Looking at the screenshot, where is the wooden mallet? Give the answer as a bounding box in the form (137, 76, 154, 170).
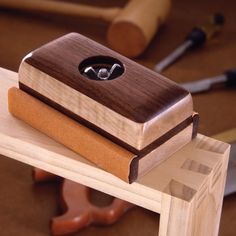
(0, 0, 171, 57)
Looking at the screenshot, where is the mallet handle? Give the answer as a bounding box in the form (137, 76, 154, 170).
(0, 0, 121, 22)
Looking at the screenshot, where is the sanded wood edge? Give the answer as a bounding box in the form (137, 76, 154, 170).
(19, 61, 193, 150)
(138, 124, 193, 178)
(130, 124, 193, 182)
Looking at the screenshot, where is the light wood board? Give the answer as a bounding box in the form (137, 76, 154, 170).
(0, 67, 230, 235)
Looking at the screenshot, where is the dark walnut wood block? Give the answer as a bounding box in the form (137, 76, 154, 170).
(17, 33, 198, 182)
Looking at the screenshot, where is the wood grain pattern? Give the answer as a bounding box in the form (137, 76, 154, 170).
(19, 33, 193, 150)
(181, 159, 212, 175)
(159, 140, 230, 236)
(0, 68, 230, 235)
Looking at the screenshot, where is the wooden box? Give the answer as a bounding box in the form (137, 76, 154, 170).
(17, 33, 198, 182)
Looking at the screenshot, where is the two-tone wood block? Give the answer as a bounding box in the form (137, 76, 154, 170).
(17, 33, 198, 182)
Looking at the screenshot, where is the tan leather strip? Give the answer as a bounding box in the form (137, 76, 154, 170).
(8, 87, 136, 183)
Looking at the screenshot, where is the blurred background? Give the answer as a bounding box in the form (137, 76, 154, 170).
(0, 0, 235, 235)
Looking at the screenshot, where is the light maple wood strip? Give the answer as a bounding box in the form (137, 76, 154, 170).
(0, 68, 230, 236)
(138, 124, 192, 176)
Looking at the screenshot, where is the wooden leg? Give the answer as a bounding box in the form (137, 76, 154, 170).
(159, 181, 226, 235)
(159, 184, 195, 236)
(159, 141, 229, 236)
